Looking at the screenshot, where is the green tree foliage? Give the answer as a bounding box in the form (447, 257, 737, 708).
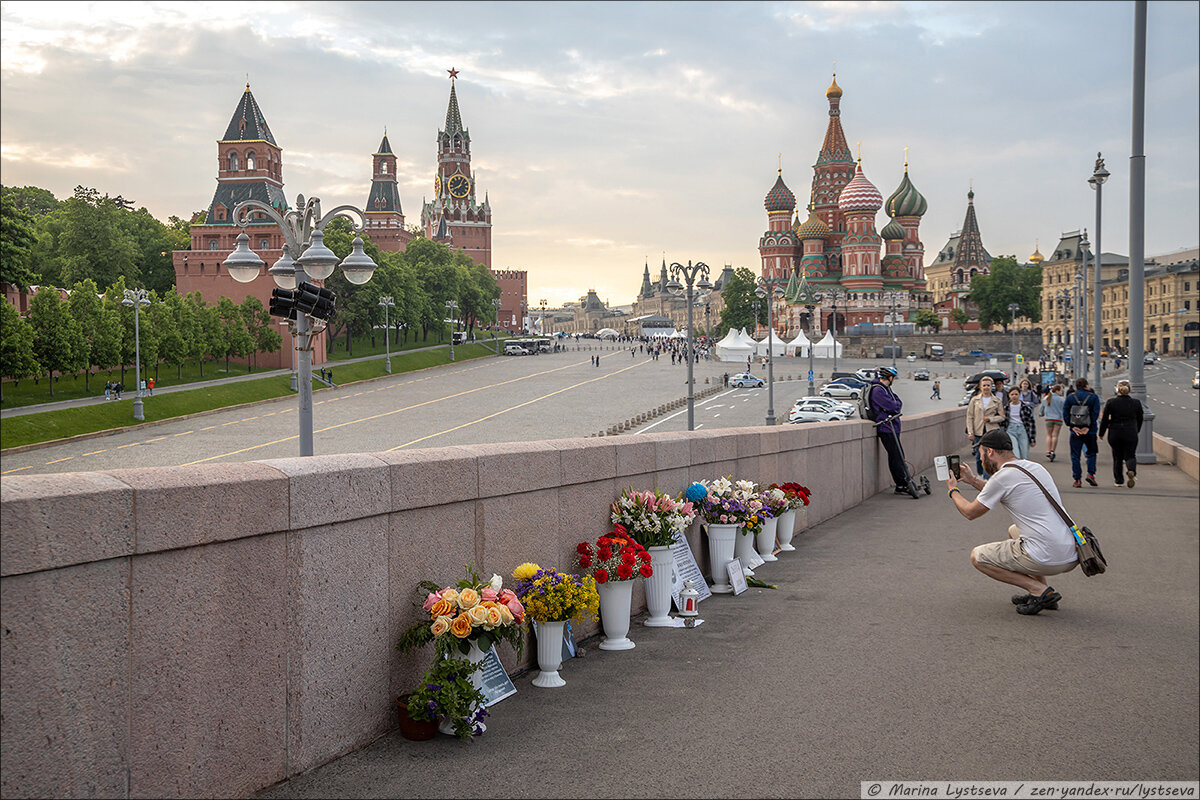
(320, 216, 384, 356)
(1, 185, 60, 216)
(969, 256, 1043, 331)
(1, 194, 40, 290)
(68, 278, 121, 392)
(717, 267, 761, 334)
(914, 308, 942, 332)
(239, 295, 280, 371)
(406, 237, 460, 341)
(26, 287, 87, 397)
(157, 289, 190, 380)
(949, 307, 970, 332)
(215, 297, 253, 374)
(34, 186, 142, 290)
(0, 300, 41, 401)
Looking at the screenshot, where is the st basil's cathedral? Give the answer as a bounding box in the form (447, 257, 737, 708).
(759, 74, 933, 334)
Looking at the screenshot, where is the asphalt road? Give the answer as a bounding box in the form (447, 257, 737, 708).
(1132, 357, 1198, 450)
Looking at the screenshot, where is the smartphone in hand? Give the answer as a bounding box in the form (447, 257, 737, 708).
(948, 454, 961, 479)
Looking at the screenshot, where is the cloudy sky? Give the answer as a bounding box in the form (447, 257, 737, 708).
(2, 1, 1197, 306)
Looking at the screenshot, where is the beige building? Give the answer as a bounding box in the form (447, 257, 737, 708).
(1099, 251, 1198, 356)
(1039, 230, 1129, 353)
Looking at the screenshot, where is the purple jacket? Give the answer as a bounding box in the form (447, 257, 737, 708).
(868, 379, 903, 434)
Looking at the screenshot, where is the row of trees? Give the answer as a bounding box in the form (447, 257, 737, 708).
(0, 278, 280, 400)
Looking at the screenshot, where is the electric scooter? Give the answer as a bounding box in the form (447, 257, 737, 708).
(873, 412, 932, 499)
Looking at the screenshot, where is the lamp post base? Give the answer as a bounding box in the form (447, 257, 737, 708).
(133, 397, 144, 421)
(385, 357, 391, 374)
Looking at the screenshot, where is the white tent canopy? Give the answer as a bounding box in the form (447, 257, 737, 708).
(754, 329, 790, 357)
(787, 330, 812, 357)
(810, 330, 843, 359)
(737, 327, 758, 347)
(714, 328, 753, 362)
(595, 328, 620, 339)
(669, 329, 687, 339)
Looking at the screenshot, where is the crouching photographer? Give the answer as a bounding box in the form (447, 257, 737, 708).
(944, 429, 1079, 616)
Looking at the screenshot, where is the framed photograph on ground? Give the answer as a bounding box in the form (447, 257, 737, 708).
(727, 559, 748, 596)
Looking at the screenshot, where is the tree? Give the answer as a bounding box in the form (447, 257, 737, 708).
(320, 217, 385, 356)
(914, 308, 942, 332)
(120, 206, 178, 294)
(216, 297, 253, 374)
(0, 300, 41, 402)
(1, 185, 60, 216)
(717, 267, 760, 334)
(1, 194, 39, 290)
(969, 256, 1043, 331)
(157, 289, 189, 381)
(26, 287, 87, 397)
(949, 307, 970, 332)
(68, 278, 121, 392)
(239, 295, 280, 371)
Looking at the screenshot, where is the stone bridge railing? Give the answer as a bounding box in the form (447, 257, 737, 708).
(1, 408, 967, 798)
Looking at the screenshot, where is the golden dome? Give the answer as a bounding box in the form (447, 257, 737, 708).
(1029, 239, 1045, 264)
(826, 73, 843, 98)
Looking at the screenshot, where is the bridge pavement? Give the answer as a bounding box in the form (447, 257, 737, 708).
(256, 450, 1198, 799)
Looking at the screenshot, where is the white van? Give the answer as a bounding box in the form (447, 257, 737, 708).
(504, 343, 531, 356)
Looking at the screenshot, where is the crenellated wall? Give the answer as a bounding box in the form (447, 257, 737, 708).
(0, 408, 966, 798)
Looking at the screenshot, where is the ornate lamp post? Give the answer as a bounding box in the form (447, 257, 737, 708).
(822, 288, 848, 375)
(1073, 271, 1085, 380)
(491, 297, 502, 353)
(539, 298, 547, 336)
(1088, 153, 1109, 393)
(280, 320, 298, 391)
(446, 300, 458, 361)
(1007, 302, 1021, 379)
(1079, 229, 1091, 380)
(665, 260, 712, 431)
(795, 274, 819, 397)
(222, 193, 378, 457)
(122, 288, 151, 421)
(756, 280, 785, 425)
(378, 296, 395, 373)
(882, 290, 904, 370)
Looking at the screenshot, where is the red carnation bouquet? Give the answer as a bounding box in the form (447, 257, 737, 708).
(771, 482, 812, 510)
(575, 525, 653, 584)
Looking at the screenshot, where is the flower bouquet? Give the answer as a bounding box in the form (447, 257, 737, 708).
(511, 562, 599, 624)
(402, 656, 488, 740)
(691, 477, 768, 535)
(768, 482, 811, 552)
(397, 564, 525, 660)
(770, 482, 812, 509)
(610, 487, 697, 549)
(575, 526, 653, 583)
(760, 486, 789, 517)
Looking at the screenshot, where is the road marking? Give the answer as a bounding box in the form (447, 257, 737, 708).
(200, 425, 218, 431)
(174, 430, 193, 437)
(222, 420, 239, 426)
(261, 412, 275, 417)
(45, 456, 75, 464)
(1, 465, 33, 474)
(241, 416, 258, 422)
(117, 442, 140, 449)
(713, 413, 721, 417)
(145, 436, 166, 443)
(637, 406, 688, 433)
(82, 449, 108, 456)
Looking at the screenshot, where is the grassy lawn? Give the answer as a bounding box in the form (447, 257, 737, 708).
(0, 342, 500, 450)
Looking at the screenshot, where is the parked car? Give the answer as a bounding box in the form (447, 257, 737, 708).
(1192, 371, 1198, 389)
(913, 368, 931, 381)
(906, 353, 917, 362)
(854, 368, 878, 382)
(789, 401, 850, 423)
(791, 396, 857, 417)
(819, 381, 863, 399)
(1143, 352, 1158, 364)
(730, 372, 765, 388)
(504, 344, 532, 355)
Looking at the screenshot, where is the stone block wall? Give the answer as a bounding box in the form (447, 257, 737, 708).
(0, 408, 967, 798)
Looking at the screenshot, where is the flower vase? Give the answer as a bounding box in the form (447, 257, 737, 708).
(597, 579, 636, 650)
(776, 509, 797, 551)
(532, 620, 567, 688)
(756, 516, 779, 562)
(643, 546, 676, 627)
(396, 695, 438, 741)
(733, 527, 757, 576)
(438, 641, 487, 736)
(704, 523, 738, 593)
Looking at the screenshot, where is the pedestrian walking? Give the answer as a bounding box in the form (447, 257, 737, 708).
(930, 380, 941, 400)
(1062, 378, 1101, 488)
(1041, 384, 1066, 461)
(115, 382, 123, 400)
(1003, 386, 1036, 461)
(1098, 379, 1143, 488)
(147, 378, 155, 395)
(104, 381, 111, 401)
(943, 429, 1079, 616)
(965, 376, 1006, 476)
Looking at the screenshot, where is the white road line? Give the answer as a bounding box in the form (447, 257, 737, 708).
(635, 407, 688, 433)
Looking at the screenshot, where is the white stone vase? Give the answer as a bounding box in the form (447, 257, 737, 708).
(597, 579, 636, 650)
(704, 523, 738, 593)
(776, 509, 797, 551)
(733, 526, 757, 576)
(438, 640, 488, 736)
(643, 546, 676, 627)
(756, 516, 779, 561)
(532, 620, 567, 688)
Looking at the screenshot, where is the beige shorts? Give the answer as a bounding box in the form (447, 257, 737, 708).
(972, 525, 1079, 577)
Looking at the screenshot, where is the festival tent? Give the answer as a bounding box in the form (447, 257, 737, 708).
(714, 328, 753, 362)
(669, 329, 687, 339)
(754, 329, 790, 358)
(737, 327, 758, 347)
(595, 328, 620, 339)
(788, 330, 812, 357)
(810, 330, 843, 359)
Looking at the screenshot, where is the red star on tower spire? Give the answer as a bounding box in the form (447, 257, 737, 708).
(447, 67, 459, 81)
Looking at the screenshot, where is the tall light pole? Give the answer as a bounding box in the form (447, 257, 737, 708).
(796, 274, 818, 397)
(222, 193, 378, 457)
(446, 299, 458, 361)
(756, 280, 784, 425)
(378, 296, 394, 373)
(280, 320, 298, 391)
(1058, 289, 1072, 375)
(882, 290, 903, 370)
(1073, 272, 1084, 380)
(122, 288, 151, 421)
(823, 288, 847, 375)
(1089, 153, 1109, 393)
(1129, 0, 1154, 462)
(538, 298, 547, 337)
(491, 298, 502, 354)
(665, 261, 712, 431)
(1007, 302, 1021, 379)
(1079, 229, 1090, 381)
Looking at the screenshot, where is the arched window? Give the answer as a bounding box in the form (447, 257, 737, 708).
(209, 239, 218, 250)
(228, 152, 239, 171)
(380, 162, 388, 174)
(246, 151, 256, 170)
(970, 268, 978, 278)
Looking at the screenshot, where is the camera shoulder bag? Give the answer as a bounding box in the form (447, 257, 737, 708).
(1001, 463, 1107, 576)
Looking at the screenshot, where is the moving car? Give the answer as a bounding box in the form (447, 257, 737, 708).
(913, 368, 931, 381)
(504, 344, 532, 355)
(790, 396, 857, 417)
(1193, 371, 1198, 389)
(730, 372, 765, 388)
(1143, 352, 1158, 364)
(819, 381, 863, 399)
(789, 400, 851, 422)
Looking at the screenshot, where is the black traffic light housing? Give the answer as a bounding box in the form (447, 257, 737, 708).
(294, 282, 336, 320)
(269, 288, 297, 320)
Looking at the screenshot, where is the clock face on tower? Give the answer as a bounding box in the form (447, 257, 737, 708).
(448, 174, 471, 198)
(434, 175, 442, 197)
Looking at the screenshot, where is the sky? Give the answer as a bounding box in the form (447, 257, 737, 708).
(2, 1, 1198, 307)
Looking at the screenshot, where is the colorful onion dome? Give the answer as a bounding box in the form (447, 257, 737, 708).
(837, 161, 882, 214)
(880, 218, 906, 240)
(826, 74, 843, 99)
(794, 206, 830, 240)
(885, 168, 927, 218)
(764, 171, 796, 213)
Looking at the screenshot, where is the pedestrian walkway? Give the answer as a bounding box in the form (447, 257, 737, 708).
(257, 454, 1199, 799)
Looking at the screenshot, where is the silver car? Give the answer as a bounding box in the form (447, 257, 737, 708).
(819, 381, 863, 399)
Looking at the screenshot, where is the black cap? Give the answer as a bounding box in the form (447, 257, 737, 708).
(979, 429, 1014, 451)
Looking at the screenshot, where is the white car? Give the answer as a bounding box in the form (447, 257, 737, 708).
(854, 368, 877, 381)
(504, 344, 531, 355)
(819, 381, 863, 399)
(791, 396, 857, 417)
(906, 354, 917, 362)
(730, 372, 765, 388)
(789, 401, 850, 422)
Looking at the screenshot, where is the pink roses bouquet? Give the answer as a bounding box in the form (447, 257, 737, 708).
(398, 564, 525, 659)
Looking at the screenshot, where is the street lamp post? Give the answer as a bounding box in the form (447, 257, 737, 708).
(665, 261, 712, 431)
(491, 298, 502, 354)
(1079, 229, 1091, 381)
(222, 193, 379, 457)
(538, 299, 547, 337)
(795, 274, 819, 397)
(1073, 272, 1084, 381)
(1058, 289, 1072, 376)
(1007, 302, 1021, 378)
(756, 280, 785, 425)
(1089, 153, 1109, 393)
(122, 288, 151, 421)
(882, 290, 903, 370)
(446, 300, 458, 361)
(823, 288, 848, 375)
(280, 320, 298, 391)
(378, 296, 394, 373)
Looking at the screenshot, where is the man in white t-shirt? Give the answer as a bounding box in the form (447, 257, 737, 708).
(944, 429, 1079, 615)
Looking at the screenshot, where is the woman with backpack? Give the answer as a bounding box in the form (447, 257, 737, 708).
(1041, 384, 1066, 461)
(1098, 379, 1143, 488)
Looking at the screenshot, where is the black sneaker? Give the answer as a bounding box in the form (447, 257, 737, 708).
(1017, 589, 1062, 615)
(1047, 452, 1056, 462)
(1012, 592, 1059, 610)
(894, 486, 909, 494)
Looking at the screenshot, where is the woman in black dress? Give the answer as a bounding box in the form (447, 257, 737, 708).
(1098, 379, 1144, 487)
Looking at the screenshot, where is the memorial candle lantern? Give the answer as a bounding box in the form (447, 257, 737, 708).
(679, 579, 700, 627)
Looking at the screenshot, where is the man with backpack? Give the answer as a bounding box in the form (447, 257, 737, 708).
(1062, 377, 1101, 488)
(863, 366, 913, 497)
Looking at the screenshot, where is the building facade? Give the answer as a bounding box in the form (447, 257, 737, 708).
(1099, 255, 1198, 356)
(926, 189, 993, 315)
(1038, 230, 1129, 353)
(362, 132, 413, 252)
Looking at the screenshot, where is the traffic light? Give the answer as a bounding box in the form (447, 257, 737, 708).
(269, 288, 296, 320)
(294, 281, 336, 320)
